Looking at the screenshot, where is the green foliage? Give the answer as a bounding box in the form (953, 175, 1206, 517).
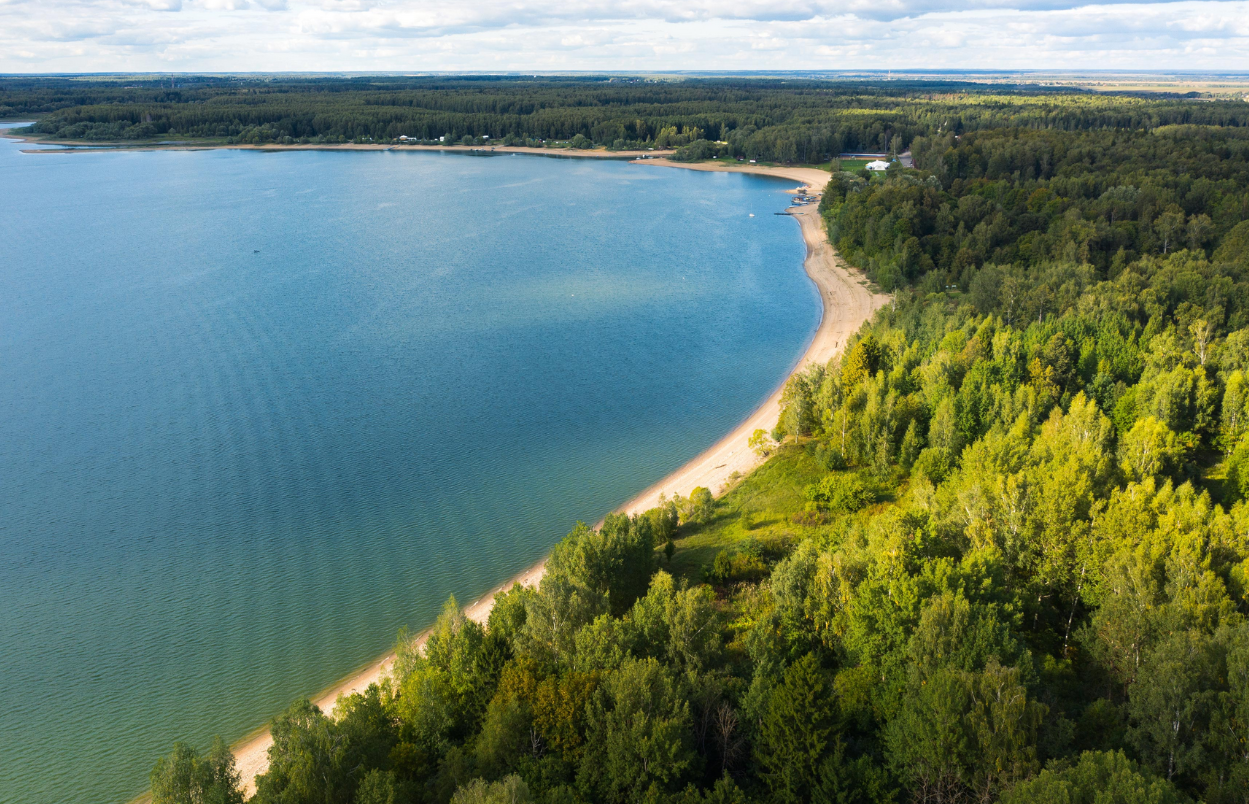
(451, 775, 532, 804)
(1224, 438, 1249, 502)
(355, 769, 400, 804)
(756, 653, 840, 803)
(886, 661, 1045, 803)
(841, 335, 882, 390)
(679, 487, 715, 526)
(253, 687, 400, 804)
(804, 472, 877, 513)
(150, 738, 243, 804)
(706, 547, 767, 586)
(143, 85, 1249, 804)
(1126, 631, 1220, 783)
(578, 657, 695, 803)
(1001, 751, 1186, 804)
(749, 427, 774, 458)
(1120, 416, 1188, 482)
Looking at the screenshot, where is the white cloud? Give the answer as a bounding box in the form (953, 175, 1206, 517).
(1, 0, 1248, 71)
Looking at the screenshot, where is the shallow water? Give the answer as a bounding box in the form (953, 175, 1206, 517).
(0, 137, 818, 804)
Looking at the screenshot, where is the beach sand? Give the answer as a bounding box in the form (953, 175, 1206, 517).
(174, 158, 888, 799)
(228, 561, 548, 798)
(616, 159, 889, 514)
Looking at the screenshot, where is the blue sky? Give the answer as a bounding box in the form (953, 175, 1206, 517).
(2, 0, 1248, 72)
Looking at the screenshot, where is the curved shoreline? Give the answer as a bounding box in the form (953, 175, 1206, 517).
(616, 160, 888, 515)
(199, 160, 888, 799)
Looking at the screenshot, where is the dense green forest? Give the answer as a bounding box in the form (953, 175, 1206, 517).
(138, 84, 1249, 804)
(5, 75, 1249, 165)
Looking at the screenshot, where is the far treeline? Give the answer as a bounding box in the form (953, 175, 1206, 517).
(137, 83, 1249, 804)
(5, 75, 1249, 164)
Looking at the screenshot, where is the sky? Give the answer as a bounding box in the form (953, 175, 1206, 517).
(2, 0, 1249, 73)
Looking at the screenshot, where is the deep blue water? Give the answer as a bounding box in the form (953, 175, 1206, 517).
(0, 134, 818, 804)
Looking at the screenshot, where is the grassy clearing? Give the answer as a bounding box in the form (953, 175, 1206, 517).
(663, 444, 827, 583)
(660, 442, 910, 588)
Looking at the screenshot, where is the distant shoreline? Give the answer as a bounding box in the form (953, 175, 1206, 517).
(102, 152, 886, 801)
(0, 128, 675, 159)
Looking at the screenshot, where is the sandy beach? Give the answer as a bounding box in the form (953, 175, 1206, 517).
(161, 157, 887, 799)
(617, 159, 889, 514)
(228, 561, 548, 798)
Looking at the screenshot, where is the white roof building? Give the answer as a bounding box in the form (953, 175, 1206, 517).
(866, 160, 891, 171)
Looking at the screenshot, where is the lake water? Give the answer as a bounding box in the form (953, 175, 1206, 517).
(0, 134, 818, 804)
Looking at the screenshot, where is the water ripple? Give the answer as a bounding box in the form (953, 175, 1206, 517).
(0, 145, 816, 804)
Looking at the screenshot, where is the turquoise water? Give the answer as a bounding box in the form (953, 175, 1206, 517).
(0, 134, 818, 804)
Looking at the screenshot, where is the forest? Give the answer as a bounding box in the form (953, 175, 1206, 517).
(130, 83, 1249, 804)
(5, 75, 1249, 165)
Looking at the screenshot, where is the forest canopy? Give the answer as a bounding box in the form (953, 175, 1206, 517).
(6, 75, 1249, 164)
(126, 80, 1249, 804)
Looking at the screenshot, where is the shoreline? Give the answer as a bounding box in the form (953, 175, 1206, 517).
(227, 561, 548, 798)
(0, 129, 674, 160)
(615, 159, 889, 515)
(135, 156, 888, 800)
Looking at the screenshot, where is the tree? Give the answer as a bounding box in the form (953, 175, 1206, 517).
(1127, 631, 1218, 782)
(628, 572, 723, 673)
(681, 487, 715, 526)
(253, 699, 359, 804)
(578, 657, 694, 803)
(355, 769, 399, 804)
(1155, 210, 1185, 254)
(394, 599, 492, 749)
(598, 514, 661, 614)
(965, 661, 1045, 801)
(1206, 623, 1249, 801)
(1000, 750, 1185, 804)
(749, 428, 775, 458)
(150, 738, 243, 804)
(522, 516, 658, 660)
(1187, 213, 1213, 252)
(757, 653, 839, 804)
(885, 667, 973, 802)
(250, 686, 398, 804)
(1119, 417, 1185, 482)
(805, 473, 875, 514)
(841, 336, 882, 390)
(451, 775, 533, 804)
(644, 499, 680, 545)
(1219, 371, 1249, 451)
(1225, 439, 1249, 502)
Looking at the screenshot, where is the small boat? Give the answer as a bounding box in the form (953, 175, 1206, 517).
(749, 213, 755, 217)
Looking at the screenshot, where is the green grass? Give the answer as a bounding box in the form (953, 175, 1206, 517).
(663, 444, 828, 583)
(833, 158, 872, 172)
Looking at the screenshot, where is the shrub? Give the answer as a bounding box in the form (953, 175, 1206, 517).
(804, 473, 875, 514)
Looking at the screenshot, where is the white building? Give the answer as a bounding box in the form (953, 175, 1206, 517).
(866, 160, 891, 171)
